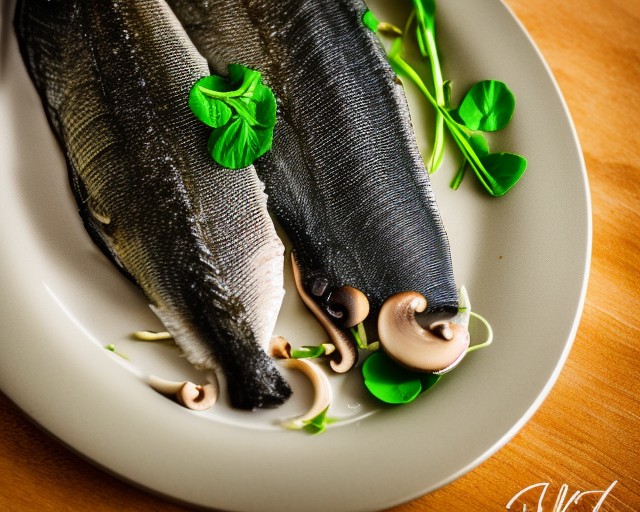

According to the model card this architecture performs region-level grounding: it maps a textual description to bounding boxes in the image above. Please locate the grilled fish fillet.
[167,0,460,314]
[14,0,291,409]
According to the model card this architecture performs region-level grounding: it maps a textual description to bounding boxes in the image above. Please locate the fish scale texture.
[168,0,460,313]
[14,0,291,409]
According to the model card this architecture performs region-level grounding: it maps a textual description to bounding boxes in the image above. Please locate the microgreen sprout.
[282,406,335,435]
[349,322,380,351]
[364,2,527,196]
[104,343,129,360]
[189,64,277,169]
[465,311,494,353]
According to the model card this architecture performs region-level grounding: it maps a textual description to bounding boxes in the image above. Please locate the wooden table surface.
[1,0,639,510]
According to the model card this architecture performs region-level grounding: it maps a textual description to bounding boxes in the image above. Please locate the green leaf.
[419,373,442,393]
[457,80,516,132]
[251,83,277,131]
[467,132,490,157]
[362,9,380,32]
[478,152,527,196]
[291,345,326,359]
[225,97,259,126]
[302,406,335,435]
[189,77,233,128]
[208,117,257,169]
[362,351,422,404]
[190,64,277,169]
[449,132,489,189]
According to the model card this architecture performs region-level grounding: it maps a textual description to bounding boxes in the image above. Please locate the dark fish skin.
[167,0,460,314]
[14,0,291,409]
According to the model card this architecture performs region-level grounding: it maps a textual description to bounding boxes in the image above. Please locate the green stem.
[225,97,260,126]
[391,55,499,195]
[419,21,446,173]
[465,311,494,353]
[450,158,467,190]
[197,70,260,100]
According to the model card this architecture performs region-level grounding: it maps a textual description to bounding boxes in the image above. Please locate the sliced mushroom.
[132,330,173,341]
[377,291,470,373]
[280,358,332,431]
[325,286,370,328]
[290,252,357,373]
[269,335,292,359]
[147,374,218,411]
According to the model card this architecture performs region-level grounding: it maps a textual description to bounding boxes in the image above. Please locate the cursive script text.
[506,480,618,511]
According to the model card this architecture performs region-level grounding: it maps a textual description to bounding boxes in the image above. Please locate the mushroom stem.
[377,292,470,374]
[290,252,357,373]
[281,358,332,431]
[147,374,218,411]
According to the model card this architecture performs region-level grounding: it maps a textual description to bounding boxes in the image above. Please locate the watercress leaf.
[362,9,380,32]
[419,373,442,394]
[449,130,490,188]
[457,80,516,132]
[225,97,259,126]
[189,77,233,127]
[192,75,234,95]
[208,117,260,170]
[467,132,490,157]
[362,351,422,404]
[252,83,277,128]
[254,125,275,157]
[302,406,334,435]
[479,152,527,196]
[227,63,252,87]
[228,63,262,97]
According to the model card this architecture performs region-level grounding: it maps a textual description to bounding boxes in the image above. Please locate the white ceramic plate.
[0,1,590,511]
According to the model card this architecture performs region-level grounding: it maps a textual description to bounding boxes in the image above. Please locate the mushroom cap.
[325,286,370,328]
[148,375,218,411]
[176,381,218,411]
[378,291,470,373]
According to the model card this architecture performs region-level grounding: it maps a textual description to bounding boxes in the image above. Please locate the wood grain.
[1,0,639,510]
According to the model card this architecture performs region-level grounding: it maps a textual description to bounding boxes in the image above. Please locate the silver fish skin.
[167,0,460,314]
[14,0,291,409]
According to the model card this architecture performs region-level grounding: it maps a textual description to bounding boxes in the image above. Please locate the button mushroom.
[377,291,470,374]
[325,285,370,328]
[290,252,358,373]
[147,374,218,411]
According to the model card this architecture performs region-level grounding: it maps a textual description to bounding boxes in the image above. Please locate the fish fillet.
[167,0,460,314]
[14,0,291,409]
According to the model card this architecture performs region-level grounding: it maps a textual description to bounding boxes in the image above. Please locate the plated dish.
[0,0,590,511]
